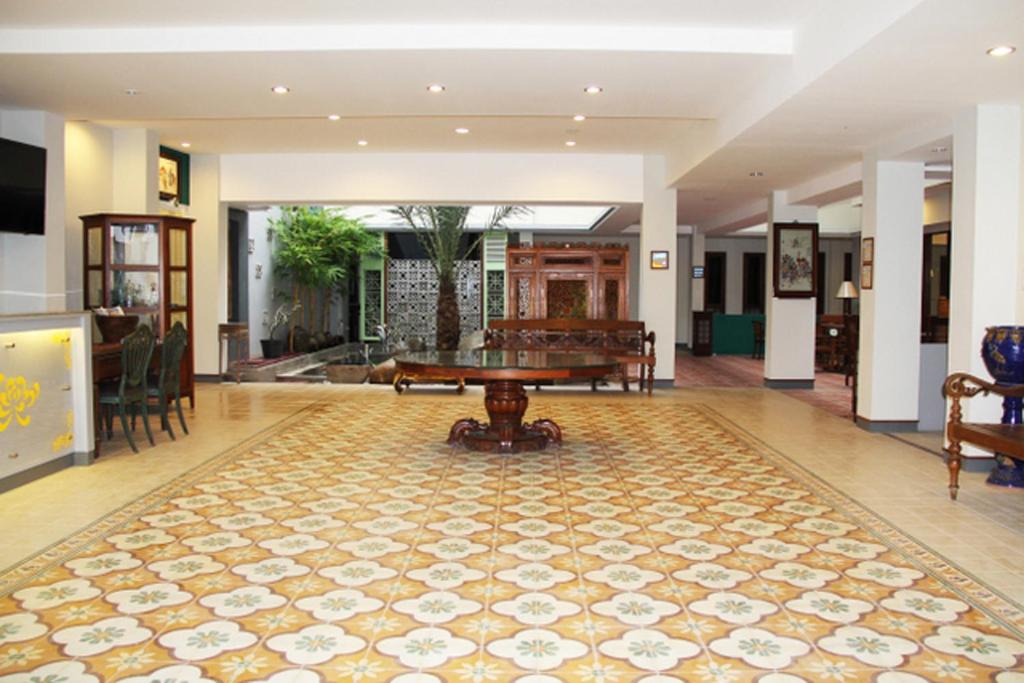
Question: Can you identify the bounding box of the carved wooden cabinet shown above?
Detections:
[81,213,195,404]
[506,243,629,320]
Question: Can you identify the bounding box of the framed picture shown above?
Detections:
[158,146,191,204]
[862,237,874,264]
[158,153,179,201]
[650,250,669,270]
[861,263,873,290]
[772,222,819,298]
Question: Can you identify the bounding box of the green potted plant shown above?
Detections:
[391,205,525,350]
[270,206,381,347]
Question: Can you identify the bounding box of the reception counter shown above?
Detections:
[0,311,95,492]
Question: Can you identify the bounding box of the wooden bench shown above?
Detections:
[942,372,1024,500]
[485,319,656,395]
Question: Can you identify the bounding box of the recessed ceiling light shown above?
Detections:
[987,45,1016,57]
[749,171,765,177]
[454,127,470,135]
[123,88,140,96]
[565,140,577,147]
[573,114,587,122]
[327,114,341,121]
[357,140,368,146]
[427,83,446,93]
[583,85,603,95]
[180,142,191,148]
[270,85,290,94]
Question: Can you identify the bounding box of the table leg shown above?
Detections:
[447,380,562,453]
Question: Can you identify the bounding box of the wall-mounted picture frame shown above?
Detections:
[650,250,669,270]
[861,263,873,290]
[158,146,191,204]
[772,222,819,298]
[862,237,874,264]
[158,153,179,201]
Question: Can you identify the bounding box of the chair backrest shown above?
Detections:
[120,324,156,394]
[158,322,189,395]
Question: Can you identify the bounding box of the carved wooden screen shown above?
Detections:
[506,243,628,320]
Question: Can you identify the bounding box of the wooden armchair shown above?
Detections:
[942,372,1024,500]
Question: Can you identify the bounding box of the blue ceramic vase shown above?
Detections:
[980,325,1024,487]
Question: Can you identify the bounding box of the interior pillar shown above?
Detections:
[690,230,706,321]
[856,156,925,430]
[112,128,160,215]
[764,191,817,387]
[948,104,1022,430]
[190,154,229,377]
[639,155,677,382]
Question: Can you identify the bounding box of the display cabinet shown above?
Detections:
[81,213,195,404]
[506,243,629,320]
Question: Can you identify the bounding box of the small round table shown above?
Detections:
[394,350,617,453]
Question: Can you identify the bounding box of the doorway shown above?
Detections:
[227,209,249,324]
[742,252,765,314]
[704,251,727,314]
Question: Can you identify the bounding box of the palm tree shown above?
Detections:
[391,205,526,350]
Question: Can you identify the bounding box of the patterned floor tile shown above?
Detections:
[1,397,1022,682]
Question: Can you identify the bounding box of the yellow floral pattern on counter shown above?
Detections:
[52,331,72,369]
[0,373,41,432]
[51,410,75,452]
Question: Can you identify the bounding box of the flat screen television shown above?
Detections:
[0,136,47,235]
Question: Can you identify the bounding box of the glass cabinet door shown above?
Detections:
[166,226,190,333]
[111,223,160,265]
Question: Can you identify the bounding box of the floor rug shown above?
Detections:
[1,396,1022,682]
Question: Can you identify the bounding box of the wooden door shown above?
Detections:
[540,272,593,319]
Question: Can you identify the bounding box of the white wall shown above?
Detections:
[64,121,114,310]
[221,153,644,205]
[705,236,766,315]
[246,208,279,357]
[0,109,66,314]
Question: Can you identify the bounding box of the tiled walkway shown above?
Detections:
[1,384,1022,681]
[676,352,854,419]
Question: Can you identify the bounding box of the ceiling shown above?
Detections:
[1,0,1022,233]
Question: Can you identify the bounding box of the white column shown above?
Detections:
[764,191,817,385]
[690,230,706,317]
[190,154,229,376]
[639,155,677,381]
[857,156,925,427]
[949,104,1023,427]
[112,128,160,214]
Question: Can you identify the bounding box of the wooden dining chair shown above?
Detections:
[148,321,189,439]
[99,324,156,453]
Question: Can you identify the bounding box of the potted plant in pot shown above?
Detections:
[260,303,300,359]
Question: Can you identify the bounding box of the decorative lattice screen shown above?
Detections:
[386,260,481,347]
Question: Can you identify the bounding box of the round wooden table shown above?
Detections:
[394,350,617,453]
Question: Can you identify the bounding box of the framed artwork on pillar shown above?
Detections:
[861,263,874,290]
[650,250,669,270]
[772,222,819,298]
[861,237,874,265]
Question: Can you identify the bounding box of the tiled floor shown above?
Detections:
[1,383,1022,682]
[676,352,855,419]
